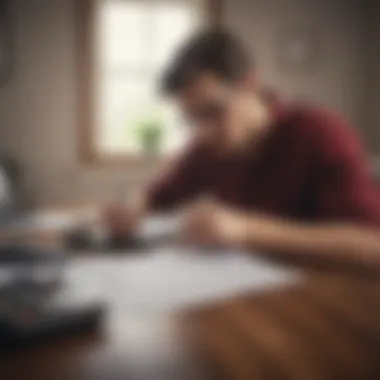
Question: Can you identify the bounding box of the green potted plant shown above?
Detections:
[134,116,165,155]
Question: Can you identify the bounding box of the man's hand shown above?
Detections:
[101,194,148,238]
[101,203,136,237]
[182,199,380,269]
[182,199,250,247]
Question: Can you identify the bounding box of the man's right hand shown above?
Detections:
[101,200,145,239]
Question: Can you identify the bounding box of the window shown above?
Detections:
[77,0,219,164]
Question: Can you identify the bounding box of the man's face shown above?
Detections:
[175,73,256,154]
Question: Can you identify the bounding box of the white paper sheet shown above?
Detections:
[64,247,301,313]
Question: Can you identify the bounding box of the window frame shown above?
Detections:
[76,0,222,166]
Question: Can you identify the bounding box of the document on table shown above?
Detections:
[65,247,301,313]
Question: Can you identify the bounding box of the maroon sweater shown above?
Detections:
[148,104,380,226]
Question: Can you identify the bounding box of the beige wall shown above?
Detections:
[362,3,380,157]
[225,0,368,127]
[0,0,377,205]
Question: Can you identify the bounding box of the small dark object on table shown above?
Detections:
[63,227,148,252]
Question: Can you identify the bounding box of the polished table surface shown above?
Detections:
[0,213,379,380]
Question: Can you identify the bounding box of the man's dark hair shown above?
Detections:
[161,29,253,95]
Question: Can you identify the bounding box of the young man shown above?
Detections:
[104,30,380,266]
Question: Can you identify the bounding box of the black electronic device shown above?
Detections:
[63,226,146,251]
[63,216,182,252]
[0,301,104,353]
[0,244,106,353]
[0,243,64,265]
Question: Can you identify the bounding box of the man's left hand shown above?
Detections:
[182,199,250,248]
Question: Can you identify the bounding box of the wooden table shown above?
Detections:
[183,271,380,380]
[0,216,379,380]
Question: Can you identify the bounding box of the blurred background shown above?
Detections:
[0,0,378,208]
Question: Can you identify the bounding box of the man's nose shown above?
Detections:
[194,127,219,146]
